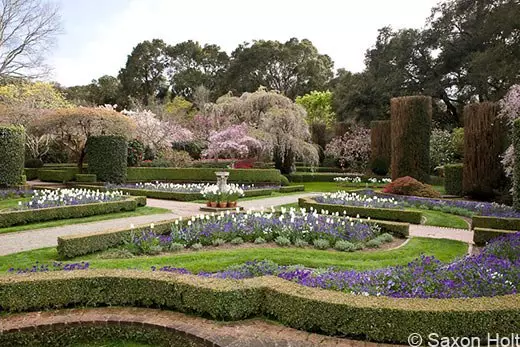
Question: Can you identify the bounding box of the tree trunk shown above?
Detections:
[77,148,86,174]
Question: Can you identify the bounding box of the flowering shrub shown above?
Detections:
[430,129,457,171]
[148,149,193,168]
[202,123,262,160]
[325,126,371,172]
[17,188,124,210]
[383,176,441,198]
[498,85,520,178]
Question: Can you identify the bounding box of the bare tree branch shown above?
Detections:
[0,0,61,79]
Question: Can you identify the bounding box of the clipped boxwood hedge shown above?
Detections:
[288,172,366,183]
[444,164,463,196]
[24,168,39,180]
[299,197,421,225]
[87,135,127,183]
[279,185,305,193]
[473,227,516,246]
[0,321,208,347]
[0,125,25,186]
[471,215,520,231]
[0,271,518,344]
[0,196,145,228]
[127,168,281,184]
[38,168,78,182]
[294,167,344,173]
[75,173,97,182]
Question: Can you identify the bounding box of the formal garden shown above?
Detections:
[0,0,519,345]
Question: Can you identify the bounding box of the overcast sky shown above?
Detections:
[50,0,439,87]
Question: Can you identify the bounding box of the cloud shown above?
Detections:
[50,0,438,86]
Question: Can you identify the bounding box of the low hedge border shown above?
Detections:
[0,271,518,344]
[38,169,77,183]
[473,227,517,246]
[295,167,345,173]
[299,197,421,225]
[75,173,97,183]
[127,168,281,184]
[0,196,146,228]
[0,321,208,347]
[73,185,276,201]
[471,215,520,231]
[23,168,39,181]
[288,172,366,183]
[279,185,305,193]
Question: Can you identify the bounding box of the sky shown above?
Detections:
[50,0,439,87]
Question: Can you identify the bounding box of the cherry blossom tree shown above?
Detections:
[499,85,520,178]
[202,123,262,159]
[325,126,371,172]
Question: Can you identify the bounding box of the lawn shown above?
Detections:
[74,342,151,347]
[0,237,468,274]
[0,206,170,234]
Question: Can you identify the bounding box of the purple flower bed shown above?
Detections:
[317,189,520,218]
[107,182,279,193]
[8,261,90,274]
[0,188,33,200]
[18,188,125,210]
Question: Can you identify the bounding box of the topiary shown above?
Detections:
[24,158,44,168]
[371,157,389,176]
[0,125,25,187]
[383,176,441,198]
[280,175,290,186]
[86,135,127,183]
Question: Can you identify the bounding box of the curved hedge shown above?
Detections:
[87,135,128,184]
[0,320,208,347]
[0,196,146,228]
[390,96,432,183]
[299,196,420,226]
[127,167,281,184]
[0,125,25,186]
[0,270,518,344]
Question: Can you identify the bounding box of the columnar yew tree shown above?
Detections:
[0,125,25,186]
[370,120,391,175]
[86,135,128,183]
[463,102,507,198]
[390,96,432,182]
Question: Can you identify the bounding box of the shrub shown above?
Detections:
[383,176,441,198]
[366,238,382,248]
[280,175,290,186]
[152,149,193,168]
[274,236,291,247]
[334,240,355,252]
[430,129,457,171]
[87,135,127,184]
[212,238,226,246]
[231,237,244,245]
[452,127,464,160]
[445,164,463,196]
[38,169,77,183]
[191,243,203,250]
[471,216,520,232]
[127,139,145,166]
[24,158,43,168]
[378,233,394,243]
[254,237,267,244]
[75,174,97,183]
[169,243,185,252]
[370,120,391,175]
[172,140,205,160]
[0,125,25,186]
[390,96,432,183]
[313,239,330,250]
[294,238,309,248]
[463,102,507,198]
[279,185,305,193]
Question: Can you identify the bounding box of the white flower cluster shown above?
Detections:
[25,188,124,209]
[333,176,391,184]
[200,184,245,200]
[320,191,399,206]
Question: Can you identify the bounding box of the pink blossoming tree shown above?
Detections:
[203,123,262,159]
[325,126,371,172]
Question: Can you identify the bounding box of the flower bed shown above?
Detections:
[15,188,124,210]
[333,176,391,186]
[0,188,33,200]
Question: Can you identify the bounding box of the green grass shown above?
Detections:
[192,190,306,203]
[415,209,469,229]
[0,197,30,210]
[73,342,152,347]
[293,182,358,192]
[0,237,468,274]
[0,206,170,234]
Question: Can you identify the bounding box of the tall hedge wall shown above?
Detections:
[390,96,432,183]
[87,135,127,184]
[0,125,25,186]
[370,120,391,174]
[463,102,507,198]
[513,119,520,209]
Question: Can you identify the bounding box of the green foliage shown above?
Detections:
[0,197,141,229]
[39,169,78,183]
[298,197,412,234]
[294,238,309,248]
[371,158,390,176]
[279,185,305,193]
[370,120,391,175]
[212,238,226,246]
[430,129,457,171]
[126,168,281,183]
[75,174,97,183]
[378,233,394,243]
[0,125,25,187]
[87,136,128,184]
[191,243,203,250]
[473,228,516,247]
[168,243,185,252]
[127,139,145,167]
[295,90,335,126]
[144,149,192,168]
[366,238,382,248]
[444,164,463,196]
[333,240,355,252]
[0,271,517,344]
[172,141,205,160]
[230,237,244,245]
[471,216,520,232]
[24,158,43,168]
[312,239,330,250]
[452,128,464,160]
[280,175,290,186]
[390,96,432,182]
[288,172,361,182]
[274,236,291,247]
[254,237,266,244]
[383,176,441,198]
[24,168,38,180]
